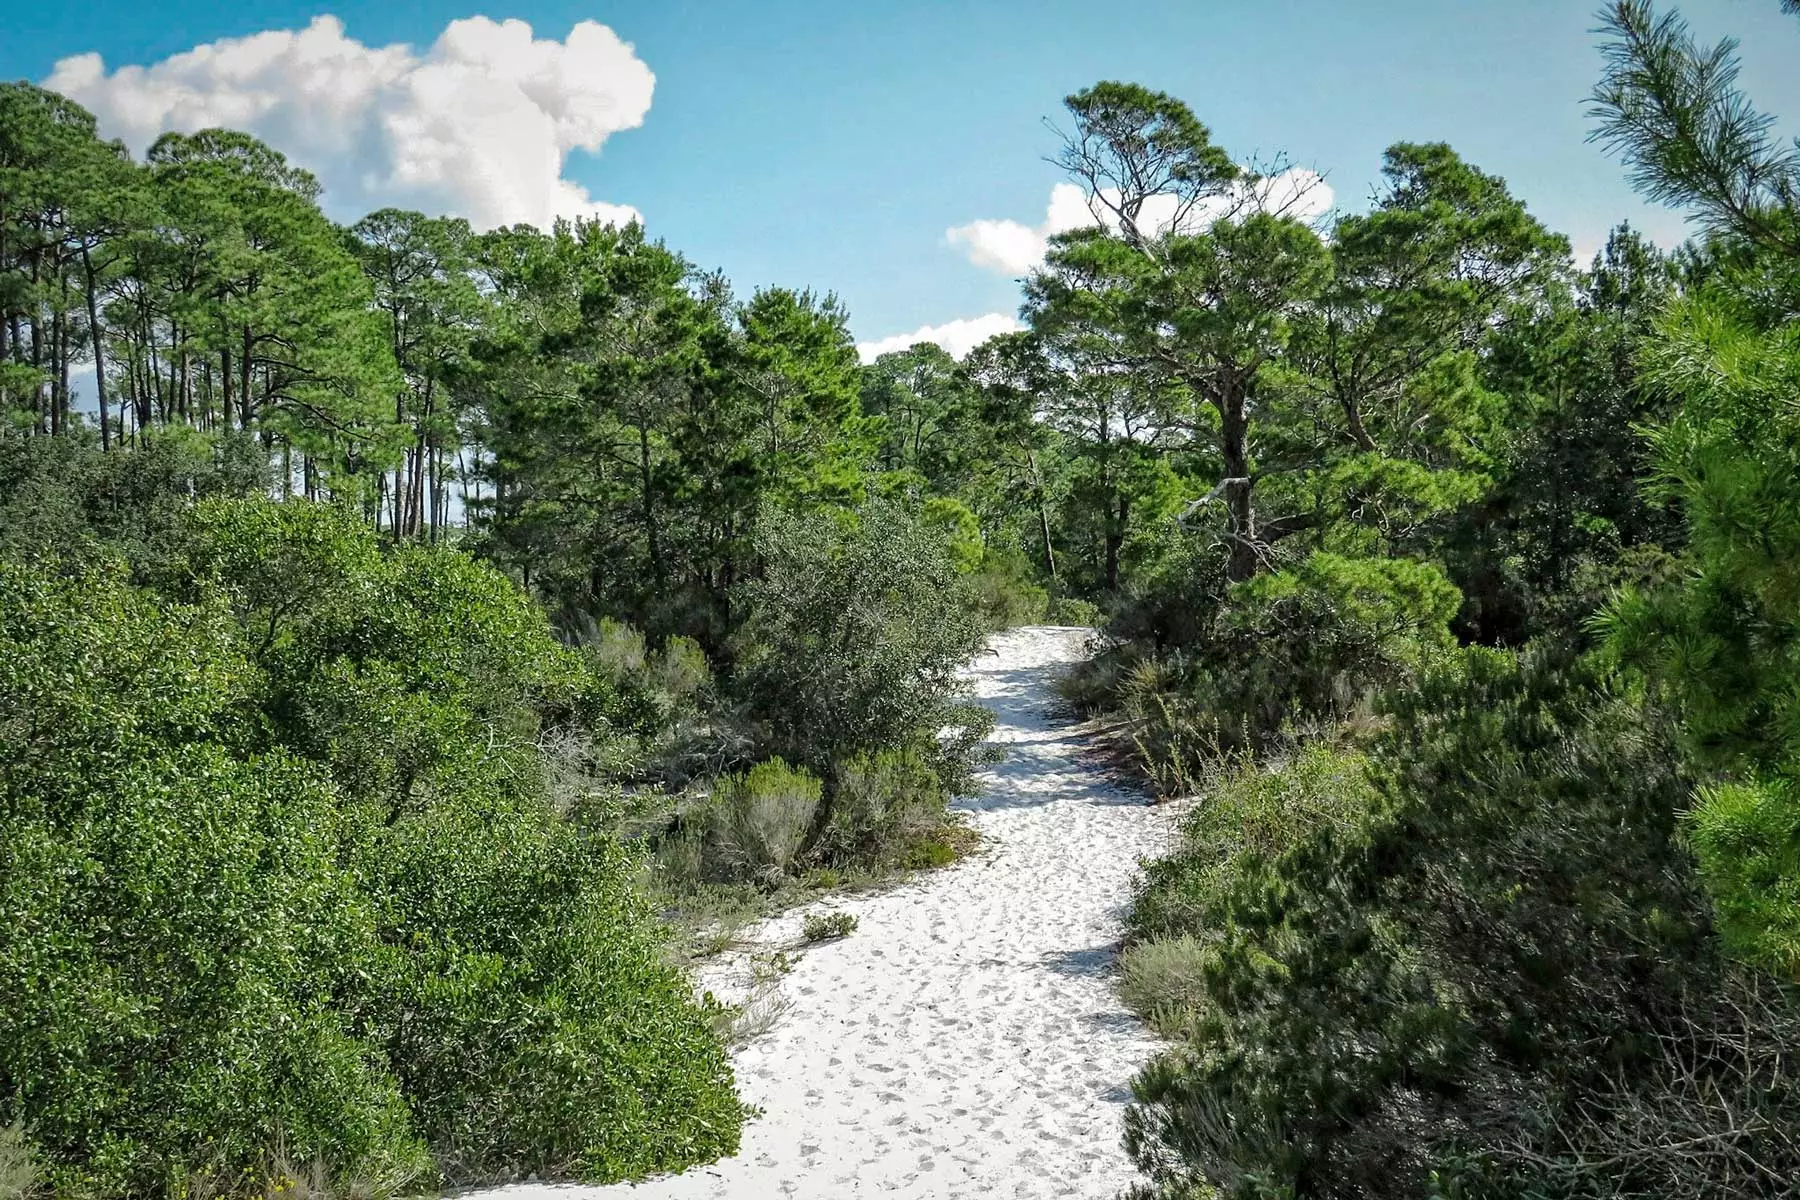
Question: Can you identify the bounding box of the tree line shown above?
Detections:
[6,0,1800,1195]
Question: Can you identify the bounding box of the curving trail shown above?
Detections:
[482,626,1179,1199]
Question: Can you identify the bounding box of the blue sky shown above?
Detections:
[8,0,1799,354]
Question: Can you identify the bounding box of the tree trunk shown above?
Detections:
[639,417,663,585]
[50,306,66,435]
[1219,381,1258,582]
[1028,447,1058,586]
[221,347,234,429]
[239,326,253,429]
[82,247,110,450]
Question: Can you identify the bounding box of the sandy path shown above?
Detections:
[483,626,1178,1199]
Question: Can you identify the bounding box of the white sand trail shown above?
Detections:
[483,626,1179,1199]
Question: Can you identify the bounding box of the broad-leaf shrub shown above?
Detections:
[0,500,743,1197]
[730,500,994,835]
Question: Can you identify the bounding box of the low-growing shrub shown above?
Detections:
[730,501,990,785]
[969,554,1050,629]
[1118,936,1211,1040]
[693,759,822,884]
[900,835,965,870]
[0,1122,39,1200]
[801,912,859,942]
[1096,552,1459,789]
[816,748,950,868]
[1044,596,1102,627]
[1128,744,1378,944]
[1120,646,1800,1199]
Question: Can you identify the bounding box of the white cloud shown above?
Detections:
[856,312,1023,364]
[45,14,653,230]
[947,169,1335,276]
[944,183,1093,275]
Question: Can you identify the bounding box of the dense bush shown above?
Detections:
[1601,295,1800,979]
[1120,647,1800,1199]
[1073,551,1458,793]
[816,748,956,869]
[969,553,1050,629]
[0,428,269,572]
[0,501,743,1198]
[1126,744,1377,948]
[730,501,994,841]
[684,758,823,885]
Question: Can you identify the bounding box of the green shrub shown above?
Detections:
[0,501,744,1197]
[693,759,822,884]
[1118,937,1211,1040]
[801,912,859,942]
[1120,646,1800,1199]
[0,566,429,1198]
[730,501,992,788]
[1102,552,1459,789]
[968,551,1049,629]
[900,832,968,870]
[1128,745,1377,944]
[816,748,951,868]
[362,801,743,1184]
[1044,595,1102,627]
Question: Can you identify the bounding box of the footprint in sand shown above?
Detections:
[467,626,1182,1200]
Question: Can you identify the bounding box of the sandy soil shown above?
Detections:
[478,625,1181,1199]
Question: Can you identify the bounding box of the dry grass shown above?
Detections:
[722,985,791,1049]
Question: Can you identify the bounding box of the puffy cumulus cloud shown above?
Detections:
[946,168,1335,276]
[45,14,653,230]
[944,183,1093,275]
[855,312,1023,364]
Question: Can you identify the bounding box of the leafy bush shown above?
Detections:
[801,912,859,942]
[0,501,744,1197]
[900,829,971,870]
[1044,595,1102,627]
[1094,551,1458,790]
[730,501,994,854]
[0,564,429,1197]
[1120,646,1800,1199]
[971,566,1049,629]
[731,501,991,777]
[0,427,268,573]
[965,545,1050,629]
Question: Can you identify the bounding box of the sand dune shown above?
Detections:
[480,625,1179,1199]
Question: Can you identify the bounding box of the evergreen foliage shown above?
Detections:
[8,5,1800,1193]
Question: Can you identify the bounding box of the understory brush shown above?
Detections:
[562,504,1000,961]
[674,502,993,885]
[1065,550,1456,795]
[1118,646,1800,1199]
